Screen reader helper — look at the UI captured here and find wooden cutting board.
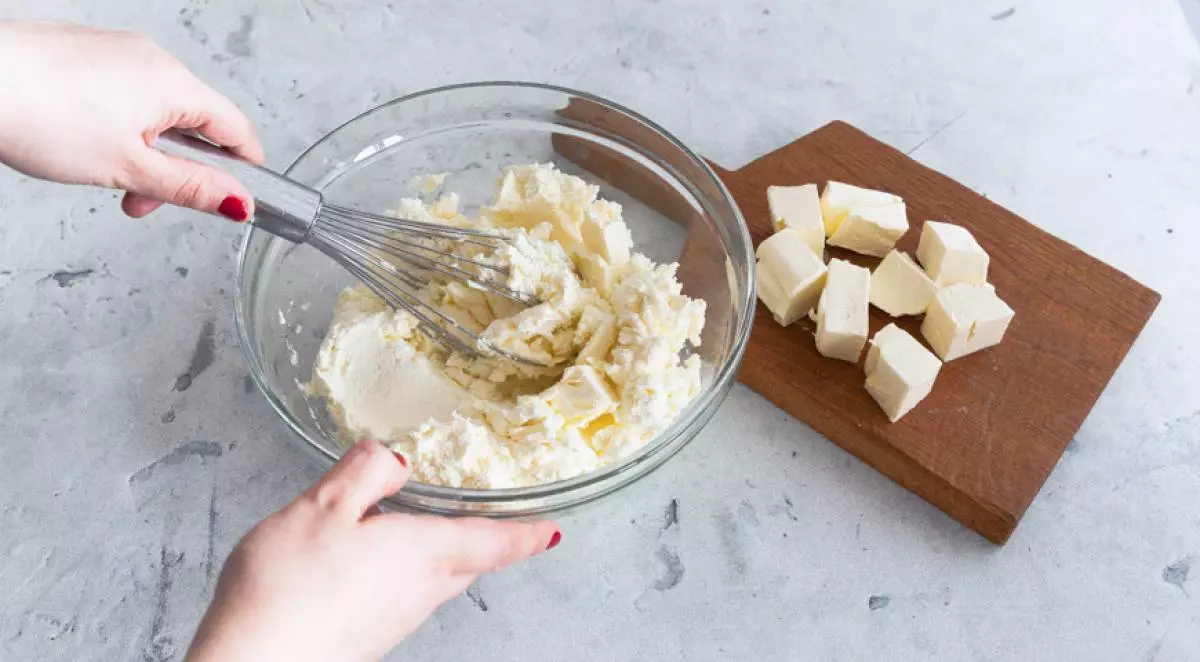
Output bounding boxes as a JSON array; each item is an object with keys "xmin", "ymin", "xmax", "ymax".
[{"xmin": 554, "ymin": 115, "xmax": 1161, "ymax": 544}]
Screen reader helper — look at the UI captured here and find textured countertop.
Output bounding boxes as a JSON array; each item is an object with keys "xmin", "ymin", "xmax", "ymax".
[{"xmin": 2, "ymin": 1, "xmax": 1199, "ymax": 659}]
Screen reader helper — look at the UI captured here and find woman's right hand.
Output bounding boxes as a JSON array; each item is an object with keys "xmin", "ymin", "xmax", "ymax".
[
  {"xmin": 0, "ymin": 20, "xmax": 262, "ymax": 220},
  {"xmin": 185, "ymin": 441, "xmax": 561, "ymax": 662}
]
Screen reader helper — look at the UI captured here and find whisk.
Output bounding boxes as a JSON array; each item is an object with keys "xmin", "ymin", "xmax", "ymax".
[{"xmin": 156, "ymin": 130, "xmax": 548, "ymax": 367}]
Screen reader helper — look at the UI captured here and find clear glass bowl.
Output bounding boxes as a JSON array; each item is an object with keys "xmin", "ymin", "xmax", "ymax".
[{"xmin": 235, "ymin": 82, "xmax": 754, "ymax": 517}]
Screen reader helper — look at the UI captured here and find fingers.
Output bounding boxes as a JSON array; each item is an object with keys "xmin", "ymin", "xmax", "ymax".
[
  {"xmin": 422, "ymin": 517, "xmax": 561, "ymax": 575},
  {"xmin": 121, "ymin": 192, "xmax": 164, "ymax": 218},
  {"xmin": 188, "ymin": 100, "xmax": 265, "ymax": 165},
  {"xmin": 172, "ymin": 72, "xmax": 264, "ymax": 164},
  {"xmin": 117, "ymin": 67, "xmax": 263, "ymax": 220},
  {"xmin": 120, "ymin": 149, "xmax": 256, "ymax": 220},
  {"xmin": 303, "ymin": 440, "xmax": 409, "ymax": 520}
]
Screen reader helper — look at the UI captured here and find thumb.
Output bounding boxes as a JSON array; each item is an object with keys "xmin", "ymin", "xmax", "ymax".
[
  {"xmin": 120, "ymin": 148, "xmax": 256, "ymax": 221},
  {"xmin": 303, "ymin": 440, "xmax": 410, "ymax": 520}
]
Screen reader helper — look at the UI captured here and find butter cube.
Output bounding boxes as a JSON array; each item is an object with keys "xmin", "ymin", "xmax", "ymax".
[
  {"xmin": 870, "ymin": 250, "xmax": 939, "ymax": 316},
  {"xmin": 540, "ymin": 365, "xmax": 617, "ymax": 426},
  {"xmin": 815, "ymin": 258, "xmax": 871, "ymax": 362},
  {"xmin": 921, "ymin": 283, "xmax": 1014, "ymax": 361},
  {"xmin": 916, "ymin": 221, "xmax": 989, "ymax": 286},
  {"xmin": 755, "ymin": 228, "xmax": 828, "ymax": 326},
  {"xmin": 581, "ymin": 200, "xmax": 632, "ymax": 265},
  {"xmin": 864, "ymin": 324, "xmax": 941, "ymax": 422},
  {"xmin": 578, "ymin": 202, "xmax": 634, "ymax": 293},
  {"xmin": 767, "ymin": 184, "xmax": 824, "ymax": 258},
  {"xmin": 827, "ymin": 202, "xmax": 909, "ymax": 257},
  {"xmin": 574, "ymin": 304, "xmax": 617, "ymax": 365},
  {"xmin": 820, "ymin": 181, "xmax": 902, "ymax": 237}
]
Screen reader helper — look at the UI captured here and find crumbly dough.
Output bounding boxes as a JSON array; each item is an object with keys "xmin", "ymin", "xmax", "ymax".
[{"xmin": 310, "ymin": 164, "xmax": 706, "ymax": 488}]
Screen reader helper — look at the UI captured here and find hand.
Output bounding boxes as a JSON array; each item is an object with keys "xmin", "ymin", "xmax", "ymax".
[
  {"xmin": 0, "ymin": 20, "xmax": 262, "ymax": 220},
  {"xmin": 185, "ymin": 441, "xmax": 561, "ymax": 662}
]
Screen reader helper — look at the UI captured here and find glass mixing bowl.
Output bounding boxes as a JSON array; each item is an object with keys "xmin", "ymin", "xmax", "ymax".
[{"xmin": 235, "ymin": 82, "xmax": 754, "ymax": 517}]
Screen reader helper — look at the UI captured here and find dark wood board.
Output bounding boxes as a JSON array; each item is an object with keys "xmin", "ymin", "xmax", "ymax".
[{"xmin": 556, "ymin": 117, "xmax": 1161, "ymax": 544}]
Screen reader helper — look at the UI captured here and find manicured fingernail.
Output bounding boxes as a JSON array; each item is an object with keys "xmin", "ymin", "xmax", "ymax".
[
  {"xmin": 217, "ymin": 196, "xmax": 249, "ymax": 222},
  {"xmin": 546, "ymin": 530, "xmax": 562, "ymax": 550},
  {"xmin": 392, "ymin": 451, "xmax": 408, "ymax": 468}
]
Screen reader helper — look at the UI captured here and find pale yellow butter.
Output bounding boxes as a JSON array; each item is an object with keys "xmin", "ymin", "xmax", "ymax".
[
  {"xmin": 864, "ymin": 323, "xmax": 941, "ymax": 422},
  {"xmin": 869, "ymin": 250, "xmax": 938, "ymax": 316},
  {"xmin": 819, "ymin": 181, "xmax": 902, "ymax": 237},
  {"xmin": 815, "ymin": 258, "xmax": 871, "ymax": 362},
  {"xmin": 827, "ymin": 201, "xmax": 909, "ymax": 257},
  {"xmin": 580, "ymin": 200, "xmax": 632, "ymax": 264},
  {"xmin": 756, "ymin": 229, "xmax": 827, "ymax": 326},
  {"xmin": 539, "ymin": 365, "xmax": 617, "ymax": 427},
  {"xmin": 916, "ymin": 221, "xmax": 989, "ymax": 287},
  {"xmin": 920, "ymin": 283, "xmax": 1014, "ymax": 361},
  {"xmin": 767, "ymin": 184, "xmax": 824, "ymax": 258}
]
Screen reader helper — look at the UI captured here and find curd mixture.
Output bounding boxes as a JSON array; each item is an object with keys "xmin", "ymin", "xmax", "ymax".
[{"xmin": 310, "ymin": 164, "xmax": 706, "ymax": 488}]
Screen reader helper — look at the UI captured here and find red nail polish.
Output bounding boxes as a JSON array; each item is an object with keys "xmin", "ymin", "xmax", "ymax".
[
  {"xmin": 392, "ymin": 451, "xmax": 408, "ymax": 468},
  {"xmin": 546, "ymin": 530, "xmax": 562, "ymax": 550},
  {"xmin": 218, "ymin": 196, "xmax": 249, "ymax": 222}
]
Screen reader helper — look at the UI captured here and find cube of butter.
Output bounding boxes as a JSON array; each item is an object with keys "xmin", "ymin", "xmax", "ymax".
[
  {"xmin": 541, "ymin": 365, "xmax": 617, "ymax": 426},
  {"xmin": 581, "ymin": 200, "xmax": 632, "ymax": 265},
  {"xmin": 921, "ymin": 283, "xmax": 1015, "ymax": 361},
  {"xmin": 916, "ymin": 221, "xmax": 989, "ymax": 286},
  {"xmin": 767, "ymin": 184, "xmax": 824, "ymax": 258},
  {"xmin": 870, "ymin": 250, "xmax": 939, "ymax": 316},
  {"xmin": 819, "ymin": 181, "xmax": 902, "ymax": 237},
  {"xmin": 574, "ymin": 304, "xmax": 617, "ymax": 366},
  {"xmin": 577, "ymin": 200, "xmax": 633, "ymax": 292},
  {"xmin": 815, "ymin": 258, "xmax": 871, "ymax": 362},
  {"xmin": 827, "ymin": 201, "xmax": 909, "ymax": 257},
  {"xmin": 865, "ymin": 324, "xmax": 942, "ymax": 422},
  {"xmin": 755, "ymin": 228, "xmax": 828, "ymax": 326}
]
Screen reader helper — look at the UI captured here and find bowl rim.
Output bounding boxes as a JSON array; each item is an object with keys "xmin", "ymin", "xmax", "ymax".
[{"xmin": 235, "ymin": 80, "xmax": 755, "ymax": 504}]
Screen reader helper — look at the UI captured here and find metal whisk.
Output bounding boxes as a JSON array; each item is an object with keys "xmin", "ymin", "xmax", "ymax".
[{"xmin": 156, "ymin": 130, "xmax": 548, "ymax": 367}]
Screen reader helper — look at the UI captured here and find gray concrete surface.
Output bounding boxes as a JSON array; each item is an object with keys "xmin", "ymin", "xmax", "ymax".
[
  {"xmin": 1183, "ymin": 0, "xmax": 1200, "ymax": 41},
  {"xmin": 2, "ymin": 1, "xmax": 1199, "ymax": 660}
]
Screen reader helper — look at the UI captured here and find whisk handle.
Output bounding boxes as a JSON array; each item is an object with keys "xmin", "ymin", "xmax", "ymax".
[{"xmin": 155, "ymin": 130, "xmax": 321, "ymax": 243}]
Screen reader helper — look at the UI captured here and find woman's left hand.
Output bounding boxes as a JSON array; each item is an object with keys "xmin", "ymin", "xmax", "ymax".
[
  {"xmin": 185, "ymin": 441, "xmax": 560, "ymax": 662},
  {"xmin": 0, "ymin": 20, "xmax": 263, "ymax": 220}
]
